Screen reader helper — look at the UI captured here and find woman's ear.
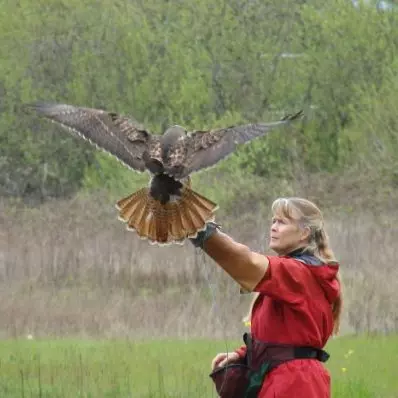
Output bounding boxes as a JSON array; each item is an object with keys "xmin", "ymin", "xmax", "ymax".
[{"xmin": 300, "ymin": 226, "xmax": 311, "ymax": 242}]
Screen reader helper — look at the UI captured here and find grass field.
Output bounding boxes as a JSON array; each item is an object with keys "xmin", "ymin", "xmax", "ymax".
[{"xmin": 0, "ymin": 334, "xmax": 397, "ymax": 397}]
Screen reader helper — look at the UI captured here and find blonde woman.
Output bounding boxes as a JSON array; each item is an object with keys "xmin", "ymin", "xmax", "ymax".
[{"xmin": 191, "ymin": 197, "xmax": 342, "ymax": 398}]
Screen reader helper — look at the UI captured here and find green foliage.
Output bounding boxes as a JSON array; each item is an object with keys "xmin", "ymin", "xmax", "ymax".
[
  {"xmin": 0, "ymin": 335, "xmax": 397, "ymax": 397},
  {"xmin": 0, "ymin": 0, "xmax": 99, "ymax": 200},
  {"xmin": 82, "ymin": 152, "xmax": 149, "ymax": 201},
  {"xmin": 1, "ymin": 0, "xmax": 398, "ymax": 201},
  {"xmin": 292, "ymin": 0, "xmax": 398, "ymax": 170}
]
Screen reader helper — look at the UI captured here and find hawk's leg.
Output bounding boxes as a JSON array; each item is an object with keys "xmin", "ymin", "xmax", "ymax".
[{"xmin": 149, "ymin": 173, "xmax": 183, "ymax": 205}]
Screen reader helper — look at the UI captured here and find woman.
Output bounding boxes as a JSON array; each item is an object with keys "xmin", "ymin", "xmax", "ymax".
[{"xmin": 191, "ymin": 197, "xmax": 342, "ymax": 398}]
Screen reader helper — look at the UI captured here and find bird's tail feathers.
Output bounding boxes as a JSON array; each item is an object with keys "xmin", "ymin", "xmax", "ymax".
[{"xmin": 116, "ymin": 186, "xmax": 218, "ymax": 245}]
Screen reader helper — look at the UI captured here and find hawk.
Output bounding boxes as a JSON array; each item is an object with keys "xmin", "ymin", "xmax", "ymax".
[{"xmin": 24, "ymin": 102, "xmax": 302, "ymax": 245}]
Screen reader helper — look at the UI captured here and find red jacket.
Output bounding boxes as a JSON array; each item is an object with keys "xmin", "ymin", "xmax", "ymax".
[{"xmin": 236, "ymin": 255, "xmax": 340, "ymax": 397}]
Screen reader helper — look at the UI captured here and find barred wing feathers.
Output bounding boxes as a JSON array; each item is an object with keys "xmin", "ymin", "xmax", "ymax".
[
  {"xmin": 166, "ymin": 110, "xmax": 303, "ymax": 179},
  {"xmin": 24, "ymin": 102, "xmax": 155, "ymax": 173}
]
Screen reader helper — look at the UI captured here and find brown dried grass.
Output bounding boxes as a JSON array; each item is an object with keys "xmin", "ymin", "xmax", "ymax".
[{"xmin": 0, "ymin": 188, "xmax": 397, "ymax": 340}]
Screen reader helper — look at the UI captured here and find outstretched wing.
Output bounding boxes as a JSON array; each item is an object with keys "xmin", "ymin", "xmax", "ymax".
[
  {"xmin": 166, "ymin": 110, "xmax": 303, "ymax": 179},
  {"xmin": 23, "ymin": 102, "xmax": 155, "ymax": 172}
]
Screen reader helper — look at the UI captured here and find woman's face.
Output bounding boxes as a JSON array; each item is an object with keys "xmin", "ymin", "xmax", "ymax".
[{"xmin": 269, "ymin": 213, "xmax": 309, "ymax": 255}]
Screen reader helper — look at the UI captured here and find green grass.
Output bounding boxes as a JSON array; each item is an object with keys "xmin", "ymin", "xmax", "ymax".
[{"xmin": 0, "ymin": 335, "xmax": 397, "ymax": 397}]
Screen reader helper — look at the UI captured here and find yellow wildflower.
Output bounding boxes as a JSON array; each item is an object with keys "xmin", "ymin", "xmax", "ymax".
[{"xmin": 344, "ymin": 349, "xmax": 354, "ymax": 358}]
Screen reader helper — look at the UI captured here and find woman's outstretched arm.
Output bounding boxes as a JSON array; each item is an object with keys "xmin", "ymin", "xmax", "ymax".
[{"xmin": 198, "ymin": 227, "xmax": 269, "ymax": 292}]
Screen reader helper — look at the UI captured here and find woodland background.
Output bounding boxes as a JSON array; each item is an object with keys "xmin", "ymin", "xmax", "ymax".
[{"xmin": 0, "ymin": 0, "xmax": 398, "ymax": 340}]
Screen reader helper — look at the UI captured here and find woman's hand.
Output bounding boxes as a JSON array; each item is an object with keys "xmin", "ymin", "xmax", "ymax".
[{"xmin": 211, "ymin": 351, "xmax": 240, "ymax": 371}]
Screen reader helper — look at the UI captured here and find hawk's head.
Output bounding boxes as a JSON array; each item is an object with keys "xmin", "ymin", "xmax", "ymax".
[
  {"xmin": 163, "ymin": 125, "xmax": 186, "ymax": 139},
  {"xmin": 161, "ymin": 125, "xmax": 187, "ymax": 151}
]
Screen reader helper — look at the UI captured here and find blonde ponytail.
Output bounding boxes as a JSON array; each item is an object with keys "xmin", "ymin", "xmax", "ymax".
[{"xmin": 313, "ymin": 226, "xmax": 342, "ymax": 335}]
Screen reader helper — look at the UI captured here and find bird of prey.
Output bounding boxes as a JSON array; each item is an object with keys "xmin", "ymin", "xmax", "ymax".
[{"xmin": 24, "ymin": 102, "xmax": 302, "ymax": 245}]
